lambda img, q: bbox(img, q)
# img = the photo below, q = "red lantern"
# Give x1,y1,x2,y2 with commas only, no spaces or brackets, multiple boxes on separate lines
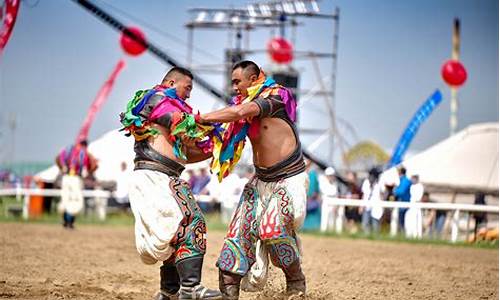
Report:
120,27,147,56
267,37,294,64
441,59,467,87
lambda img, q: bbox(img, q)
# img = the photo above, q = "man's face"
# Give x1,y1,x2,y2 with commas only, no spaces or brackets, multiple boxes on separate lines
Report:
167,75,193,100
421,194,429,202
231,68,257,97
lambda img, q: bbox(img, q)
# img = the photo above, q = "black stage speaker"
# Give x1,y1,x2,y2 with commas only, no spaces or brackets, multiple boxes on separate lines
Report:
269,68,300,101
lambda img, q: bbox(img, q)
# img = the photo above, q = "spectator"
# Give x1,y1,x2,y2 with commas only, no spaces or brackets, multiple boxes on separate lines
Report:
187,169,197,189
472,192,488,241
360,167,384,234
114,161,130,209
318,167,339,231
306,159,320,201
393,166,411,231
192,168,210,195
215,167,249,224
193,168,212,212
405,175,424,238
55,140,97,229
319,167,339,198
421,192,447,238
302,159,321,230
344,171,362,233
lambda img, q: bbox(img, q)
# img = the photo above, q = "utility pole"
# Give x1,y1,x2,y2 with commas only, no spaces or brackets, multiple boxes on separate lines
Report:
450,18,460,136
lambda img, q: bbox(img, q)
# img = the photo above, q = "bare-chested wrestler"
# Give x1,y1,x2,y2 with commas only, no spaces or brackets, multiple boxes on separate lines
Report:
120,67,222,300
199,61,308,299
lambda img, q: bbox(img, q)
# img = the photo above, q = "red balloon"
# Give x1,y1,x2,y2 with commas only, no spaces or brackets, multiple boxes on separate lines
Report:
267,37,294,64
441,59,467,87
120,27,147,56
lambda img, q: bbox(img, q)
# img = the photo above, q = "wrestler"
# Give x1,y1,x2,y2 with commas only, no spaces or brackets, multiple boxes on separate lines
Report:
199,61,308,299
120,67,221,300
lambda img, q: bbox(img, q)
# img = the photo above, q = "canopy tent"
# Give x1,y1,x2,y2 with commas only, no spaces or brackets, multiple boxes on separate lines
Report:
383,123,498,195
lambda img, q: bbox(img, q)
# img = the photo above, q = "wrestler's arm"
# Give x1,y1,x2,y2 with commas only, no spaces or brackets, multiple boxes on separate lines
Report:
185,145,212,163
199,102,260,123
177,134,212,163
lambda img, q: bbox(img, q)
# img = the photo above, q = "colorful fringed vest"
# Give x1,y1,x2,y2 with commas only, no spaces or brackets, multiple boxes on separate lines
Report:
57,145,90,176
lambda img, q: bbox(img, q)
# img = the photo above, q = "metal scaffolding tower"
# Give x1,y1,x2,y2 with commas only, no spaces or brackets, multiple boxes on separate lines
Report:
185,0,355,166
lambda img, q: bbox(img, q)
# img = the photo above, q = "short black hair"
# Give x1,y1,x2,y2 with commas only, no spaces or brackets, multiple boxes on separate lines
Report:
368,167,381,178
398,167,407,175
162,67,193,82
232,60,260,77
79,140,88,147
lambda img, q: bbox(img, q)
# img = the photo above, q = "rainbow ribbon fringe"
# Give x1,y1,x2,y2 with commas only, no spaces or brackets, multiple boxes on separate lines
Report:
119,73,296,182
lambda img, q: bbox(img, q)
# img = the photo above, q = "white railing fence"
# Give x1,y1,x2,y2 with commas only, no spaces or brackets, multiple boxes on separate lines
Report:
321,196,499,242
1,188,497,243
0,188,214,221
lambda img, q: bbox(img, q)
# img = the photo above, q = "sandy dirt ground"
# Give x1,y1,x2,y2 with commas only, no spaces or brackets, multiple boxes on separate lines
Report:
0,223,497,300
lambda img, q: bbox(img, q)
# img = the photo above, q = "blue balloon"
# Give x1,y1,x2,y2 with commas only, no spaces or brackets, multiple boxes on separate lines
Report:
389,90,443,167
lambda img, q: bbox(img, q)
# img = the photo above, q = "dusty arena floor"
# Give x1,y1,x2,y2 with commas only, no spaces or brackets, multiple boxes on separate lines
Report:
0,223,497,300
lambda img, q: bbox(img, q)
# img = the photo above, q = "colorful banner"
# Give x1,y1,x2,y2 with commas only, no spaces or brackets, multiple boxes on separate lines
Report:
76,59,126,143
389,90,443,167
0,0,20,54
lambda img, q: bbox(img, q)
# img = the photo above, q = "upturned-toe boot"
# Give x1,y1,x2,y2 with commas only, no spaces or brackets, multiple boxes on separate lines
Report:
283,260,306,297
155,261,180,300
218,269,242,300
176,256,222,300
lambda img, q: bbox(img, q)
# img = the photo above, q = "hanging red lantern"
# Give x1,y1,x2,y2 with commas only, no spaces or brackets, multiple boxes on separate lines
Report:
267,37,294,64
441,59,467,87
120,26,147,56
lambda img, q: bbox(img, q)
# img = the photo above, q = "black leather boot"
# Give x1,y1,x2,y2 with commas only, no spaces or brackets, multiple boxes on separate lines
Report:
176,256,222,300
155,261,180,300
283,260,306,297
218,270,242,300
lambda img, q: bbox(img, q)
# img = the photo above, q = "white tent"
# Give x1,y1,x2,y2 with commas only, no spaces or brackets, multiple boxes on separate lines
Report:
383,123,499,195
36,129,135,182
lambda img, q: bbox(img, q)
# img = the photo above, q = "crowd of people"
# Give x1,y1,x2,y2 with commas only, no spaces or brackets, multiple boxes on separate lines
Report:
301,163,478,239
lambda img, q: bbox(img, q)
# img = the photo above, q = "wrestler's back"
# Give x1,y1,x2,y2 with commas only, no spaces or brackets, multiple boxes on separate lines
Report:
250,117,297,168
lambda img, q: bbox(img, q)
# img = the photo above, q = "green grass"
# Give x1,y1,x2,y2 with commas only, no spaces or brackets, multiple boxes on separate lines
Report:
1,196,497,249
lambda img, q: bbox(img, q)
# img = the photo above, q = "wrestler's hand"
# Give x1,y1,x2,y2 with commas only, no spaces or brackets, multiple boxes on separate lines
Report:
179,133,197,148
197,114,210,125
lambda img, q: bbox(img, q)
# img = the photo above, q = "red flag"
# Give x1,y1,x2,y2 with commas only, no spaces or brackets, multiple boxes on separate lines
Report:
76,59,126,143
0,0,20,54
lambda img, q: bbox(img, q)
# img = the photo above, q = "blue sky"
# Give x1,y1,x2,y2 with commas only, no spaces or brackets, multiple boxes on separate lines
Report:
0,0,498,166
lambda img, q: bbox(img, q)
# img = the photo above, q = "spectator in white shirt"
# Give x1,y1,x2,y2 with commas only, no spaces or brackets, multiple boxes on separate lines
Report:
115,161,130,206
361,168,384,234
405,174,424,238
319,167,339,198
